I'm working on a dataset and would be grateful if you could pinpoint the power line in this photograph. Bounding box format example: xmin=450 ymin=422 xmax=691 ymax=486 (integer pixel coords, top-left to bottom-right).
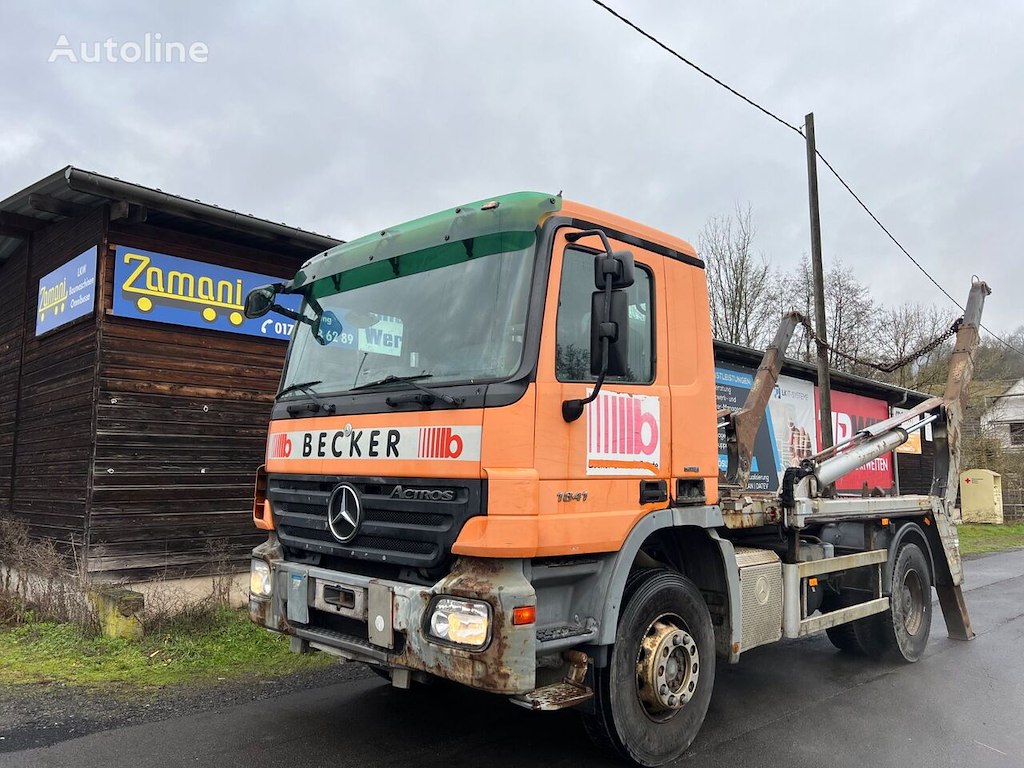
xmin=588 ymin=0 xmax=803 ymax=138
xmin=589 ymin=0 xmax=1024 ymax=361
xmin=809 ymin=150 xmax=964 ymax=311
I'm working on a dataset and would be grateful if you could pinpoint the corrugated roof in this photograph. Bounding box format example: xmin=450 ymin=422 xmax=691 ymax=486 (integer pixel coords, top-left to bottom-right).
xmin=0 ymin=166 xmax=342 ymax=263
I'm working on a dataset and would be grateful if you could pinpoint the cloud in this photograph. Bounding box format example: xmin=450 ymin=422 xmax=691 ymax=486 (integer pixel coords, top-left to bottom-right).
xmin=1 ymin=0 xmax=1021 ymax=332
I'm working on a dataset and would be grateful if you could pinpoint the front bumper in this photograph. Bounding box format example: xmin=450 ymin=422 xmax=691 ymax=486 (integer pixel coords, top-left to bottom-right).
xmin=249 ymin=538 xmax=537 ymax=694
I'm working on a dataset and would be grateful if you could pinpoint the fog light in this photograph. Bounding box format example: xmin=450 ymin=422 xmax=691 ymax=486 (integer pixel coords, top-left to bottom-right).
xmin=250 ymin=559 xmax=272 ymax=597
xmin=428 ymin=597 xmax=490 ymax=649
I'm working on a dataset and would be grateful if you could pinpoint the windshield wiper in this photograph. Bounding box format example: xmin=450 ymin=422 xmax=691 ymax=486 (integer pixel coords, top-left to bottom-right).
xmin=349 ymin=374 xmax=432 ymax=391
xmin=275 ymin=380 xmax=335 ymax=416
xmin=350 ymin=374 xmax=462 ymax=407
xmin=276 ymin=380 xmax=323 ymax=400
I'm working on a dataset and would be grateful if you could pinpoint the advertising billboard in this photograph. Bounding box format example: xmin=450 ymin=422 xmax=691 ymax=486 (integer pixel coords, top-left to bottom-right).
xmin=715 ymin=364 xmax=817 ymax=492
xmin=817 ymin=388 xmax=894 ymax=491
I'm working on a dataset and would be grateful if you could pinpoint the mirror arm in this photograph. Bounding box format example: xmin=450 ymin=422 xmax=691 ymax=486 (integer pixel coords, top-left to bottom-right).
xmin=270 ymin=303 xmax=317 ymax=329
xmin=271 ymin=304 xmax=302 ymax=322
xmin=562 ymin=278 xmax=614 ymax=422
xmin=565 ymin=228 xmax=615 ymax=257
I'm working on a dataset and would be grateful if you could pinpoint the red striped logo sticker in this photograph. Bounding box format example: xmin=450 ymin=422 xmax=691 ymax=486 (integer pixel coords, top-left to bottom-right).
xmin=586 ymin=390 xmax=661 ymax=475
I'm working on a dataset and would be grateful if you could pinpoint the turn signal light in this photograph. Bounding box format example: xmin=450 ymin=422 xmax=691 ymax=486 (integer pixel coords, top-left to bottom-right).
xmin=253 ymin=465 xmax=274 ymax=530
xmin=512 ymin=606 xmax=536 ymax=625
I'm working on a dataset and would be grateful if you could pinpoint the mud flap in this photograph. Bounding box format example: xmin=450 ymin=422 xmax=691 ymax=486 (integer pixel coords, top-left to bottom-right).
xmin=930 ymin=500 xmax=975 ymax=641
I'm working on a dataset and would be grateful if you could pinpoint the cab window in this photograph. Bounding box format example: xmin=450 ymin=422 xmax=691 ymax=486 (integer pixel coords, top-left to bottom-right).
xmin=555 ymin=247 xmax=654 ymax=383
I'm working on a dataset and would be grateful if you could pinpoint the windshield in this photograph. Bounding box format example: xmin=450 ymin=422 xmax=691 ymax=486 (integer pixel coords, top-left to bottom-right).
xmin=280 ymin=232 xmax=536 ymax=396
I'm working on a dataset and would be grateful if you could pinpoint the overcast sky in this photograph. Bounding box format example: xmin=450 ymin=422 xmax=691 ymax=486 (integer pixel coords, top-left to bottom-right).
xmin=2 ymin=1 xmax=1021 ymax=333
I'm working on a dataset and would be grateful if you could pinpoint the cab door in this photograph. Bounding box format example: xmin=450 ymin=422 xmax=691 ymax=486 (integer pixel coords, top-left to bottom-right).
xmin=533 ymin=228 xmax=671 ymax=555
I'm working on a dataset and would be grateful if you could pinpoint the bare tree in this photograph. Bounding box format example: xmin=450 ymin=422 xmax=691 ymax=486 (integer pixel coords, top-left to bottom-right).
xmin=782 ymin=256 xmax=876 ymax=374
xmin=700 ymin=205 xmax=782 ymax=349
xmin=874 ymin=303 xmax=957 ymax=388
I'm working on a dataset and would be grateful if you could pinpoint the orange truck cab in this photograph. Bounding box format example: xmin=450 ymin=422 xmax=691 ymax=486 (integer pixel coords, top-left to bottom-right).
xmin=246 ymin=192 xmax=979 ymax=766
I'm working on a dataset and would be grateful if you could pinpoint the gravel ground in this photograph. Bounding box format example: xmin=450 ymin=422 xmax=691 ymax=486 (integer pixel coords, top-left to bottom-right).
xmin=0 ymin=658 xmax=372 ymax=753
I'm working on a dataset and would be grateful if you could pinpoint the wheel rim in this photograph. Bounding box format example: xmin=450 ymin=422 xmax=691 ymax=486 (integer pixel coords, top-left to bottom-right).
xmin=635 ymin=613 xmax=700 ymax=721
xmin=900 ymin=567 xmax=926 ymax=636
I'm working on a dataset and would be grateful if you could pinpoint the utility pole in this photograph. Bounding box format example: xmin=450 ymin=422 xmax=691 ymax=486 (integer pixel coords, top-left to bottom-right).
xmin=805 ymin=112 xmax=834 ymax=450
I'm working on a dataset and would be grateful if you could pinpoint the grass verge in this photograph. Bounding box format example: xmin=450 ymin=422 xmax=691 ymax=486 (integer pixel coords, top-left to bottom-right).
xmin=0 ymin=608 xmax=332 ymax=688
xmin=959 ymin=522 xmax=1024 ymax=556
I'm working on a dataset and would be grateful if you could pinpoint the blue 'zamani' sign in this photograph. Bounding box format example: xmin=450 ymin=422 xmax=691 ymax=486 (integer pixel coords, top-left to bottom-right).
xmin=36 ymin=246 xmax=98 ymax=336
xmin=112 ymin=245 xmax=302 ymax=340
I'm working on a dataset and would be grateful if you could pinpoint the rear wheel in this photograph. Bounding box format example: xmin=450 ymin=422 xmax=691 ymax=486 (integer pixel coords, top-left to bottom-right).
xmin=824 ymin=544 xmax=932 ymax=663
xmin=582 ymin=570 xmax=715 ymax=766
xmin=823 ymin=591 xmax=868 ymax=655
xmin=870 ymin=543 xmax=932 ymax=662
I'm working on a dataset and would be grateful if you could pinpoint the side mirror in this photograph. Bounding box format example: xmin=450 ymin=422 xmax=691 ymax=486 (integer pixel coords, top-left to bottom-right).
xmin=590 ymin=289 xmax=629 ymax=377
xmin=244 ymin=285 xmax=279 ymax=319
xmin=594 ymin=250 xmax=635 ymax=290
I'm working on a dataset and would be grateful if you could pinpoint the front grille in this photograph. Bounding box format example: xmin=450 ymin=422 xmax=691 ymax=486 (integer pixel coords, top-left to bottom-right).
xmin=269 ymin=474 xmax=485 ymax=569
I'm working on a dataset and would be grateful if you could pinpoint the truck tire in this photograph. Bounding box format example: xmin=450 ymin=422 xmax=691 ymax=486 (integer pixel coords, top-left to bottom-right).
xmin=822 ymin=591 xmax=868 ymax=655
xmin=582 ymin=570 xmax=715 ymax=766
xmin=865 ymin=543 xmax=933 ymax=662
xmin=826 ymin=544 xmax=932 ymax=662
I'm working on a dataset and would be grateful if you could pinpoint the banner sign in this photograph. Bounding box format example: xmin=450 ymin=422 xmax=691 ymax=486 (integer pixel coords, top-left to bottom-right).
xmin=769 ymin=375 xmax=817 ymax=472
xmin=36 ymin=246 xmax=97 ymax=336
xmin=112 ymin=245 xmax=301 ymax=340
xmin=817 ymin=389 xmax=894 ymax=490
xmin=717 ymin=361 xmax=896 ymax=493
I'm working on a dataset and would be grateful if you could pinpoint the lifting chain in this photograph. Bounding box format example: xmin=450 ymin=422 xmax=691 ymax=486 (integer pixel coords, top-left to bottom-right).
xmin=792 ymin=313 xmax=963 ymax=374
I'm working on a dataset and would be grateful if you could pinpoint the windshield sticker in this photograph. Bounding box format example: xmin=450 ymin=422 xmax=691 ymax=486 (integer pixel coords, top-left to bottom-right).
xmin=586 ymin=390 xmax=661 ymax=476
xmin=312 ymin=309 xmax=403 ymax=356
xmin=267 ymin=424 xmax=480 ymax=462
xmin=358 ymin=315 xmax=403 ymax=356
xmin=315 ymin=310 xmax=349 ymax=346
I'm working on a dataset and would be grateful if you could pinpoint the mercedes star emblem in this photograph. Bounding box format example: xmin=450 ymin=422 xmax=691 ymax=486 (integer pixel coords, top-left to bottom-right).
xmin=327 ymin=483 xmax=363 ymax=543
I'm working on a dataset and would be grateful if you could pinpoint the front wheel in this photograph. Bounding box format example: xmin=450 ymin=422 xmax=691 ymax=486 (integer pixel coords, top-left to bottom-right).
xmin=583 ymin=570 xmax=716 ymax=766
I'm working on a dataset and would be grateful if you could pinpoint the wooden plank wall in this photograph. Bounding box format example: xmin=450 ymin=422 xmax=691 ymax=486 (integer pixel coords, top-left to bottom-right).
xmin=10 ymin=211 xmax=105 ymax=545
xmin=0 ymin=243 xmax=29 ymax=516
xmin=91 ymin=223 xmax=306 ymax=580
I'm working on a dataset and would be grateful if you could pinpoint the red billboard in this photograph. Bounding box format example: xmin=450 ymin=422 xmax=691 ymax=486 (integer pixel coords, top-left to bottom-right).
xmin=815 ymin=388 xmax=894 ymax=492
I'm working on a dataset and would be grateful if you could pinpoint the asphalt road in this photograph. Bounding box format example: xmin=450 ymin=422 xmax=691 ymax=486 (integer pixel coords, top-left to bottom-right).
xmin=5 ymin=550 xmax=1024 ymax=768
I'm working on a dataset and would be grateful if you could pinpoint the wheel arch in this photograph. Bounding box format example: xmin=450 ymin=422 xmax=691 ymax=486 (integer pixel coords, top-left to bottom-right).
xmin=884 ymin=522 xmax=936 ymax=593
xmin=588 ymin=507 xmax=741 ymax=662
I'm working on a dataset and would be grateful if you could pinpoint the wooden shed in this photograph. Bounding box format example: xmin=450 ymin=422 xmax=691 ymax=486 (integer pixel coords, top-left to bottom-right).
xmin=0 ymin=167 xmax=339 ymax=581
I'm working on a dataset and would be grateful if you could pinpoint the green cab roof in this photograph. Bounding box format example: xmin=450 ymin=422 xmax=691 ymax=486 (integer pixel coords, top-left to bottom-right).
xmin=289 ymin=191 xmax=561 ymax=291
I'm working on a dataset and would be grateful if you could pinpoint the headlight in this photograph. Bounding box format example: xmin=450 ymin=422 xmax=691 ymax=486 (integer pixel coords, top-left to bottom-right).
xmin=427 ymin=596 xmax=490 ymax=649
xmin=249 ymin=559 xmax=272 ymax=597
